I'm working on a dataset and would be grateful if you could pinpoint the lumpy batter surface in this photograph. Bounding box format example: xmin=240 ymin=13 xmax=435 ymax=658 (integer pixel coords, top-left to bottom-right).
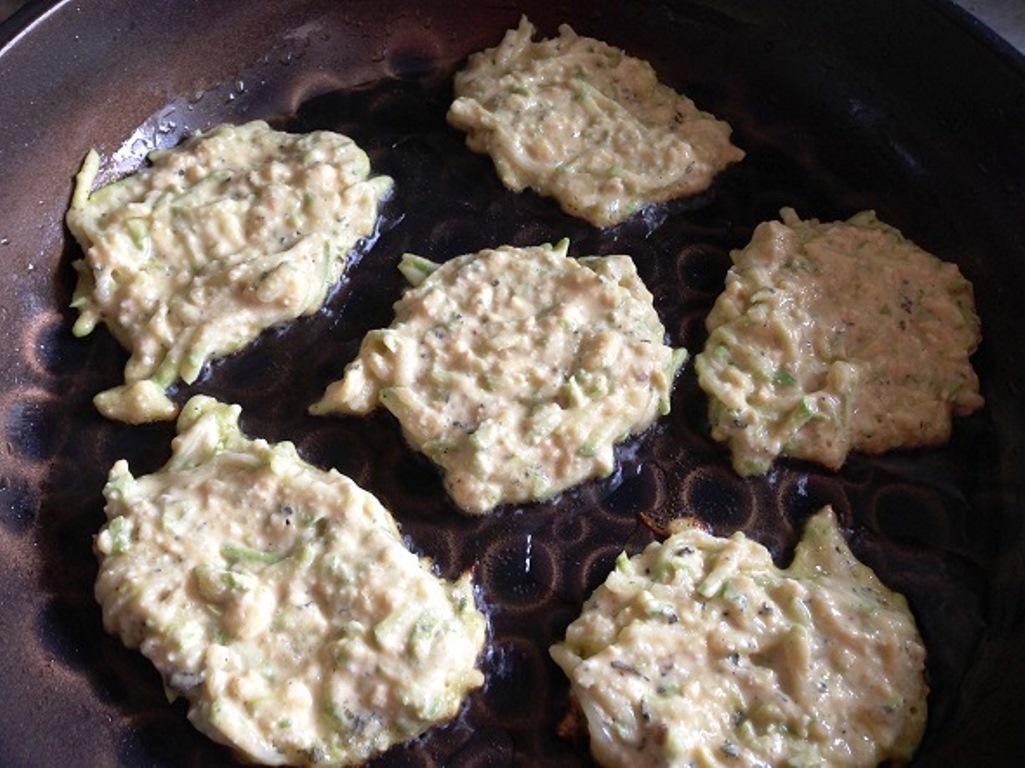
xmin=312 ymin=240 xmax=685 ymax=514
xmin=448 ymin=17 xmax=744 ymax=228
xmin=95 ymin=396 xmax=485 ymax=765
xmin=551 ymin=507 xmax=927 ymax=767
xmin=695 ymin=208 xmax=983 ymax=475
xmin=67 ymin=121 xmax=391 ymax=423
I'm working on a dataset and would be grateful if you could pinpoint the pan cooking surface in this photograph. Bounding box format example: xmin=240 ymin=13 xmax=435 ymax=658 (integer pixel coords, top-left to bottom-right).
xmin=1 ymin=1 xmax=1023 ymax=765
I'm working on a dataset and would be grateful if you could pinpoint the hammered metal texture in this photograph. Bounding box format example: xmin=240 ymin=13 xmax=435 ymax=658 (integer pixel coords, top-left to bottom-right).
xmin=1 ymin=1 xmax=1024 ymax=766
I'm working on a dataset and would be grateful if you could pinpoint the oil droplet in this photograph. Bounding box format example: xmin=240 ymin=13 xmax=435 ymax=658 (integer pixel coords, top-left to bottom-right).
xmin=796 ymin=474 xmax=808 ymax=497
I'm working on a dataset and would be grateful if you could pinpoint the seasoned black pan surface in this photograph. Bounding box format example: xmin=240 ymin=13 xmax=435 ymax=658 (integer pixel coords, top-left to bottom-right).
xmin=0 ymin=1 xmax=1023 ymax=765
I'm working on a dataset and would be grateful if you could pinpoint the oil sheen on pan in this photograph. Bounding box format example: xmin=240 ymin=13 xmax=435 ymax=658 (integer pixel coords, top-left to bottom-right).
xmin=1 ymin=2 xmax=1020 ymax=767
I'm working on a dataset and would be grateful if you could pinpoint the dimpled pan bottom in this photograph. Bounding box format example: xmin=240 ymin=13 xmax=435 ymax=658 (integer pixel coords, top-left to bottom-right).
xmin=1 ymin=1 xmax=1023 ymax=766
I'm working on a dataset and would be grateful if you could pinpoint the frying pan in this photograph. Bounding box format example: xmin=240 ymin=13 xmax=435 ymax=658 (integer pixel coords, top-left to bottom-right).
xmin=1 ymin=0 xmax=1023 ymax=765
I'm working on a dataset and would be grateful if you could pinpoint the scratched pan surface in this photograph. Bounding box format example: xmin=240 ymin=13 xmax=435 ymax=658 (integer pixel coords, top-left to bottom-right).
xmin=1 ymin=0 xmax=1024 ymax=765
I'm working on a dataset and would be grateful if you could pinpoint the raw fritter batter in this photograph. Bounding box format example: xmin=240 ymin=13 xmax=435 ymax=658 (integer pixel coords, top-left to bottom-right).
xmin=311 ymin=240 xmax=686 ymax=514
xmin=695 ymin=208 xmax=983 ymax=475
xmin=551 ymin=507 xmax=928 ymax=768
xmin=94 ymin=396 xmax=485 ymax=765
xmin=448 ymin=17 xmax=744 ymax=227
xmin=67 ymin=121 xmax=392 ymax=423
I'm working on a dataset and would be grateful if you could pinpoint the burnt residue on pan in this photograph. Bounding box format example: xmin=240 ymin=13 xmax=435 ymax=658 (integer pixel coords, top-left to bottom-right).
xmin=2 ymin=1 xmax=1023 ymax=766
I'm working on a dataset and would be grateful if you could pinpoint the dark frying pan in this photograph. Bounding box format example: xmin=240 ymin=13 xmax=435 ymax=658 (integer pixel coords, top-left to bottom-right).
xmin=1 ymin=1 xmax=1023 ymax=765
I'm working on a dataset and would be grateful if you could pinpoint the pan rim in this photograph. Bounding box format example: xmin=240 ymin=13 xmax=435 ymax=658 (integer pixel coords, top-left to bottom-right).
xmin=1 ymin=0 xmax=1024 ymax=75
